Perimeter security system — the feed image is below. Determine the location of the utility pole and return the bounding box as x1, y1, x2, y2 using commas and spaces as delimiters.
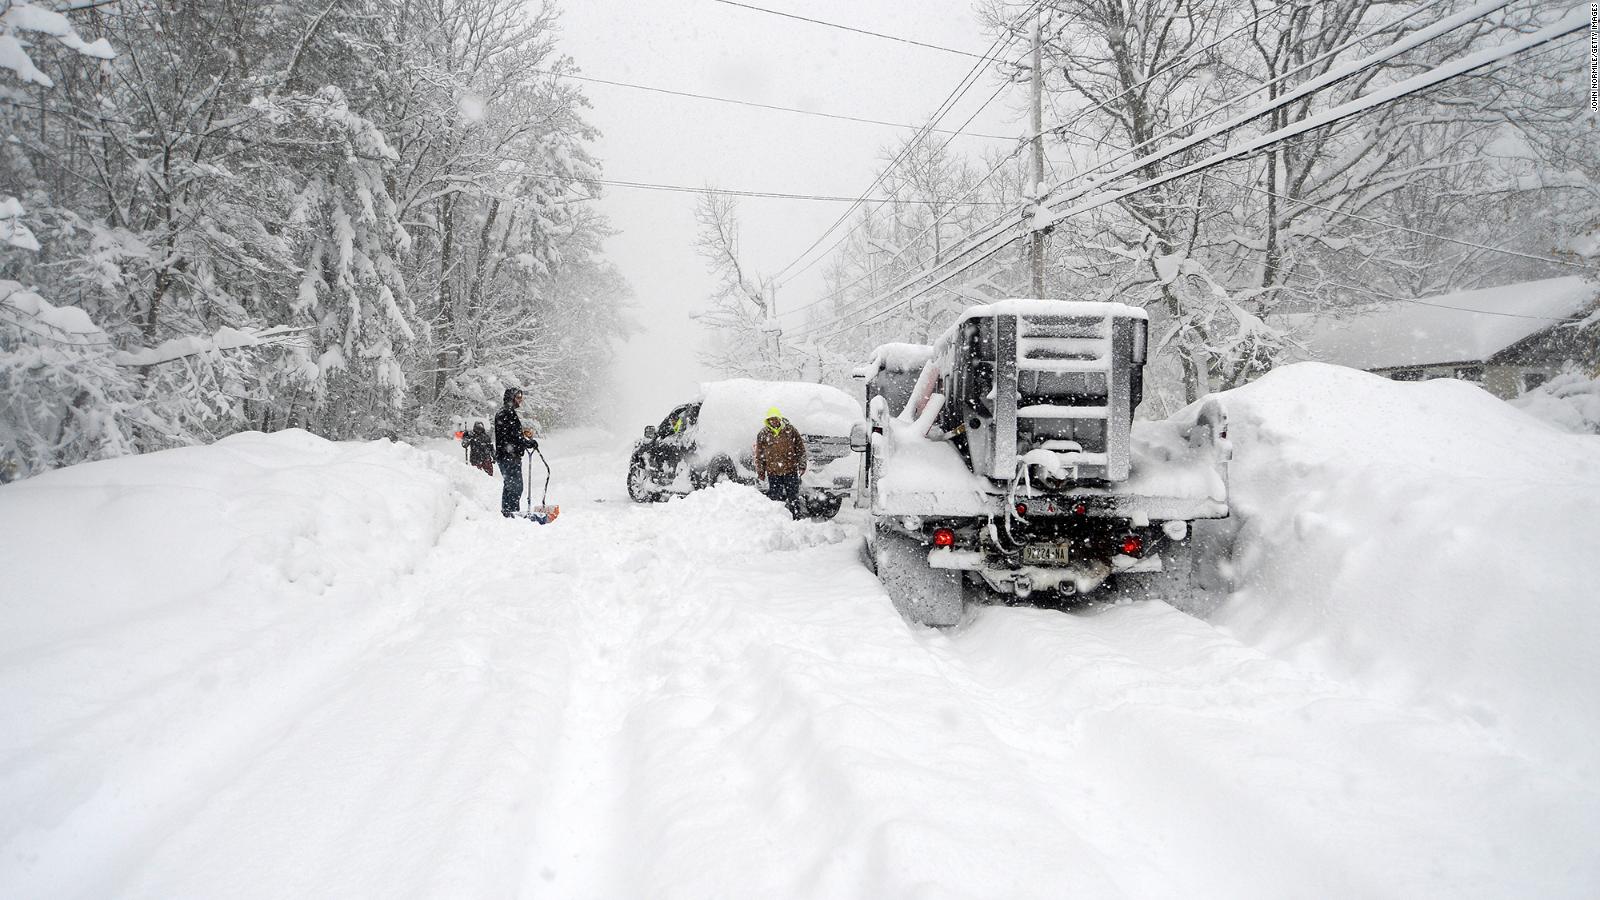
1028, 11, 1047, 299
765, 282, 782, 360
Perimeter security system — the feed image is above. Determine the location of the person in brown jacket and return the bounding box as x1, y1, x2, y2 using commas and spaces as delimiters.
753, 406, 807, 519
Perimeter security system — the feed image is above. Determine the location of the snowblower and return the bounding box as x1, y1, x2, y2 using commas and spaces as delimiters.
521, 447, 560, 524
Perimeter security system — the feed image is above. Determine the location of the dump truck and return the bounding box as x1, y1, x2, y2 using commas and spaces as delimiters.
851, 299, 1231, 626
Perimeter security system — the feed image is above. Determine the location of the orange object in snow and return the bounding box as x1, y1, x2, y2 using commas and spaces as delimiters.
522, 447, 560, 525
526, 505, 560, 524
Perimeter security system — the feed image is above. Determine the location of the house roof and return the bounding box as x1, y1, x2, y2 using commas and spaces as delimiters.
1288, 276, 1599, 371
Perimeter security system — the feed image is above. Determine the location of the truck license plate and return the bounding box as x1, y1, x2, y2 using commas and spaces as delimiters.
1022, 543, 1070, 565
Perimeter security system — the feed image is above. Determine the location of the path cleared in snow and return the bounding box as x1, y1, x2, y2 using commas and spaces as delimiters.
2, 427, 1597, 898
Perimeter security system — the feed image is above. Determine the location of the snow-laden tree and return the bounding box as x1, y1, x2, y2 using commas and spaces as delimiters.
314, 0, 636, 432
1, 0, 632, 476
790, 0, 1596, 410
0, 0, 161, 478
0, 282, 148, 479
1002, 0, 1597, 406
692, 191, 806, 380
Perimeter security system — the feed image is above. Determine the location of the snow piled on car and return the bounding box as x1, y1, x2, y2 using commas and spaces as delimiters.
693, 377, 860, 461
1212, 361, 1600, 779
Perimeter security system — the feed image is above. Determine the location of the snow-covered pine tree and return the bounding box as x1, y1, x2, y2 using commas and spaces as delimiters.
1, 0, 632, 476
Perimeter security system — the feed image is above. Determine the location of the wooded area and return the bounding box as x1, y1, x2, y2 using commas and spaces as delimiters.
2, 0, 633, 478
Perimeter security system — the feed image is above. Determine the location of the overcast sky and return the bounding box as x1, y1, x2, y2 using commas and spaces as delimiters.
549, 0, 1028, 429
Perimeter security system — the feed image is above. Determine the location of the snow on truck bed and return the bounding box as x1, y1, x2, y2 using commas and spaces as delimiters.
871, 406, 1227, 517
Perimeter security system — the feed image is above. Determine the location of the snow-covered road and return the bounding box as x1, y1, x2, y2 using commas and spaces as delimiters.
3, 426, 1597, 898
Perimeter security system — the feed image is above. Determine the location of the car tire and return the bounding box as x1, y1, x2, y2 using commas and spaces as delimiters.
693, 457, 738, 491
626, 455, 661, 503
809, 494, 843, 520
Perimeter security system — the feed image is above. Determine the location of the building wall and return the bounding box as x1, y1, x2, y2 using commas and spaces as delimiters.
1372, 363, 1552, 400
1365, 320, 1599, 400
1484, 365, 1531, 400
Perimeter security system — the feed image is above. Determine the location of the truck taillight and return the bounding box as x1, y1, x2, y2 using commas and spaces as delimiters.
932, 528, 955, 547
1120, 536, 1144, 556
1014, 502, 1028, 517
1073, 503, 1087, 516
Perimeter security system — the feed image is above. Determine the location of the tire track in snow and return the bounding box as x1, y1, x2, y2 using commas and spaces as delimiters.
107, 507, 585, 898
3, 588, 440, 899
914, 601, 1600, 898
532, 493, 1126, 898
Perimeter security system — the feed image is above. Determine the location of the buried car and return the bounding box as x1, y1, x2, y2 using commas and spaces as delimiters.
627, 379, 860, 518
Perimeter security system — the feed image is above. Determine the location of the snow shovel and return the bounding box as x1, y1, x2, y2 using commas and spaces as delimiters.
521, 447, 560, 524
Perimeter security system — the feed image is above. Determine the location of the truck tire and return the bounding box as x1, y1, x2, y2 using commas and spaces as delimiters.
873, 525, 965, 627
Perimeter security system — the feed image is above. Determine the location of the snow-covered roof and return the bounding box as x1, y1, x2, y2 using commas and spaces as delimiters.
1288, 277, 1598, 371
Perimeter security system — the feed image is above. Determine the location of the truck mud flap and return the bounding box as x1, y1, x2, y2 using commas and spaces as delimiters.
874, 527, 965, 627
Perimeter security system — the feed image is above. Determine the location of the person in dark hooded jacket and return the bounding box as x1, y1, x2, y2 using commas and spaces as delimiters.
494, 388, 539, 517
462, 422, 494, 475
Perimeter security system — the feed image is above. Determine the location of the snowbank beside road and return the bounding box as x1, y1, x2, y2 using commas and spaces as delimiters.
0, 430, 465, 655
1212, 363, 1600, 778
0, 430, 480, 897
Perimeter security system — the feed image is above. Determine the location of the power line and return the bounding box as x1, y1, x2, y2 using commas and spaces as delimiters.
771, 25, 1050, 287
535, 67, 1016, 141
1036, 15, 1587, 229
1039, 0, 1466, 194
927, 1, 1549, 310
771, 0, 1044, 283
779, 144, 1028, 321
797, 228, 1020, 342
1011, 38, 1593, 272
1038, 0, 1518, 215
774, 76, 1023, 293
4, 98, 1014, 204
1029, 0, 1305, 148
769, 33, 1023, 281
781, 0, 1301, 323
541, 173, 1013, 204
710, 0, 992, 60
815, 48, 1589, 341
793, 9, 1587, 341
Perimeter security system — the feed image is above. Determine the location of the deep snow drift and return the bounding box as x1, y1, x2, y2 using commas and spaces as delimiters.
2, 383, 1598, 897
1210, 363, 1600, 781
